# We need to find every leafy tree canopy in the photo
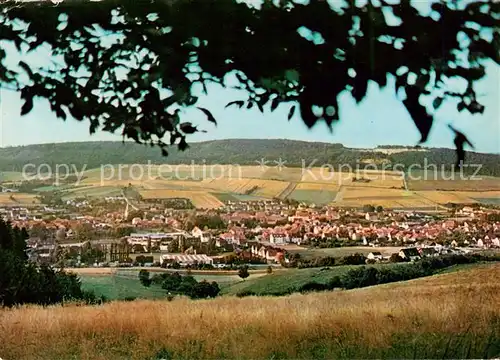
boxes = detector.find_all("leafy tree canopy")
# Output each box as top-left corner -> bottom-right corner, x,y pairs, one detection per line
0,0 -> 498,157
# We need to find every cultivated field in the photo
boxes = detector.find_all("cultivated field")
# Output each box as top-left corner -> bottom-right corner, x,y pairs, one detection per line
3,165 -> 500,209
1,264 -> 499,359
0,192 -> 39,205
139,189 -> 224,209
332,187 -> 437,208
407,173 -> 500,191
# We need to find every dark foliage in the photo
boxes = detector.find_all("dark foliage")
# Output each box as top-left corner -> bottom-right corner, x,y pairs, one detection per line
0,219 -> 103,307
340,253 -> 499,290
238,265 -> 250,280
139,270 -> 221,299
0,1 -> 498,159
339,253 -> 368,266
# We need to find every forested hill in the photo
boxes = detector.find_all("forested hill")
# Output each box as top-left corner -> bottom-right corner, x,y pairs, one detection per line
0,139 -> 499,176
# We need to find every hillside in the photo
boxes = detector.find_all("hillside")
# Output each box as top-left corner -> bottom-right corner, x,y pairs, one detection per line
0,139 -> 499,176
1,263 -> 499,360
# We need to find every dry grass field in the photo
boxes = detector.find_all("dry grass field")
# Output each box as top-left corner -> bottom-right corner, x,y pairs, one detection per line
23,165 -> 500,208
1,264 -> 499,359
300,168 -> 404,188
200,178 -> 290,198
295,182 -> 339,191
332,187 -> 437,208
407,176 -> 500,191
0,192 -> 39,205
139,189 -> 224,209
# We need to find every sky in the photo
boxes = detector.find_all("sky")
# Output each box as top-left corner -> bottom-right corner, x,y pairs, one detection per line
0,1 -> 499,154
0,66 -> 498,153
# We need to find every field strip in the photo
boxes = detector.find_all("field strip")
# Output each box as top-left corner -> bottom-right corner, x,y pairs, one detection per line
277,182 -> 297,199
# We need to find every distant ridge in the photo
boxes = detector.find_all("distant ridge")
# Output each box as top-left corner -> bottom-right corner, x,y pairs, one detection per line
0,139 -> 498,176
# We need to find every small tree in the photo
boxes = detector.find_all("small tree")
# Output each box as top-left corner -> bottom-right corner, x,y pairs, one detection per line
238,265 -> 250,280
138,269 -> 152,287
266,266 -> 273,275
362,204 -> 375,213
389,253 -> 405,263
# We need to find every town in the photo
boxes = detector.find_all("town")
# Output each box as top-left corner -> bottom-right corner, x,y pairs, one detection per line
8,194 -> 500,269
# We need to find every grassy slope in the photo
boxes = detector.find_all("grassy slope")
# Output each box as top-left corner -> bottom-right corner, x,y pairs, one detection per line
80,275 -> 168,300
79,272 -> 267,300
222,263 -> 413,296
1,263 -> 499,360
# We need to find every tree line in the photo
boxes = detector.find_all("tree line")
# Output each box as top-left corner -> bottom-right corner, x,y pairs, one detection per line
0,140 -> 499,177
0,219 -> 104,307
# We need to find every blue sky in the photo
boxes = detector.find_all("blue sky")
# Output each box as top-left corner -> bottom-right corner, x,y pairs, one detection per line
0,64 -> 498,153
0,0 -> 498,153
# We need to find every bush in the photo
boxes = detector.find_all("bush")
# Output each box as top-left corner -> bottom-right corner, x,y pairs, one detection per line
299,282 -> 328,293
138,269 -> 152,287
339,253 -> 367,265
326,276 -> 342,290
236,290 -> 256,297
238,265 -> 250,280
389,253 -> 405,263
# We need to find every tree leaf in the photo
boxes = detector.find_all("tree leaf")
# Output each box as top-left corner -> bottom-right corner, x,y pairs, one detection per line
18,61 -> 34,78
20,96 -> 33,116
352,76 -> 368,103
178,137 -> 189,151
197,107 -> 217,125
432,97 -> 444,110
270,98 -> 280,111
287,105 -> 296,121
403,86 -> 433,143
179,122 -> 198,134
225,100 -> 244,109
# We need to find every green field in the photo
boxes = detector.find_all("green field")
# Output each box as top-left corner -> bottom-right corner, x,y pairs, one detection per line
474,197 -> 500,205
79,275 -> 168,300
287,189 -> 337,205
79,271 -> 265,300
211,192 -> 240,202
289,246 -> 402,259
213,191 -> 268,202
0,171 -> 25,182
221,266 -> 354,295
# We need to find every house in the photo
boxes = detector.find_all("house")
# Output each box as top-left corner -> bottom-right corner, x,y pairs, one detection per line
418,247 -> 438,257
367,251 -> 383,261
191,226 -> 211,243
399,248 -> 421,261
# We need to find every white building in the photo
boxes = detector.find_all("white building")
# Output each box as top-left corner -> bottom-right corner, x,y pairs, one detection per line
159,254 -> 213,266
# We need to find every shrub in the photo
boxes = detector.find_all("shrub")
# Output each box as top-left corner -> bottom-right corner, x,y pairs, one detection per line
238,265 -> 250,280
326,276 -> 342,290
236,290 -> 256,297
299,282 -> 328,293
339,253 -> 367,265
138,269 -> 152,287
389,253 -> 405,263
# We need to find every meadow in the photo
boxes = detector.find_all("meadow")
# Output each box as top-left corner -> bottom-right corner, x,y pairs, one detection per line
76,269 -> 269,300
287,246 -> 402,259
1,263 -> 499,360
